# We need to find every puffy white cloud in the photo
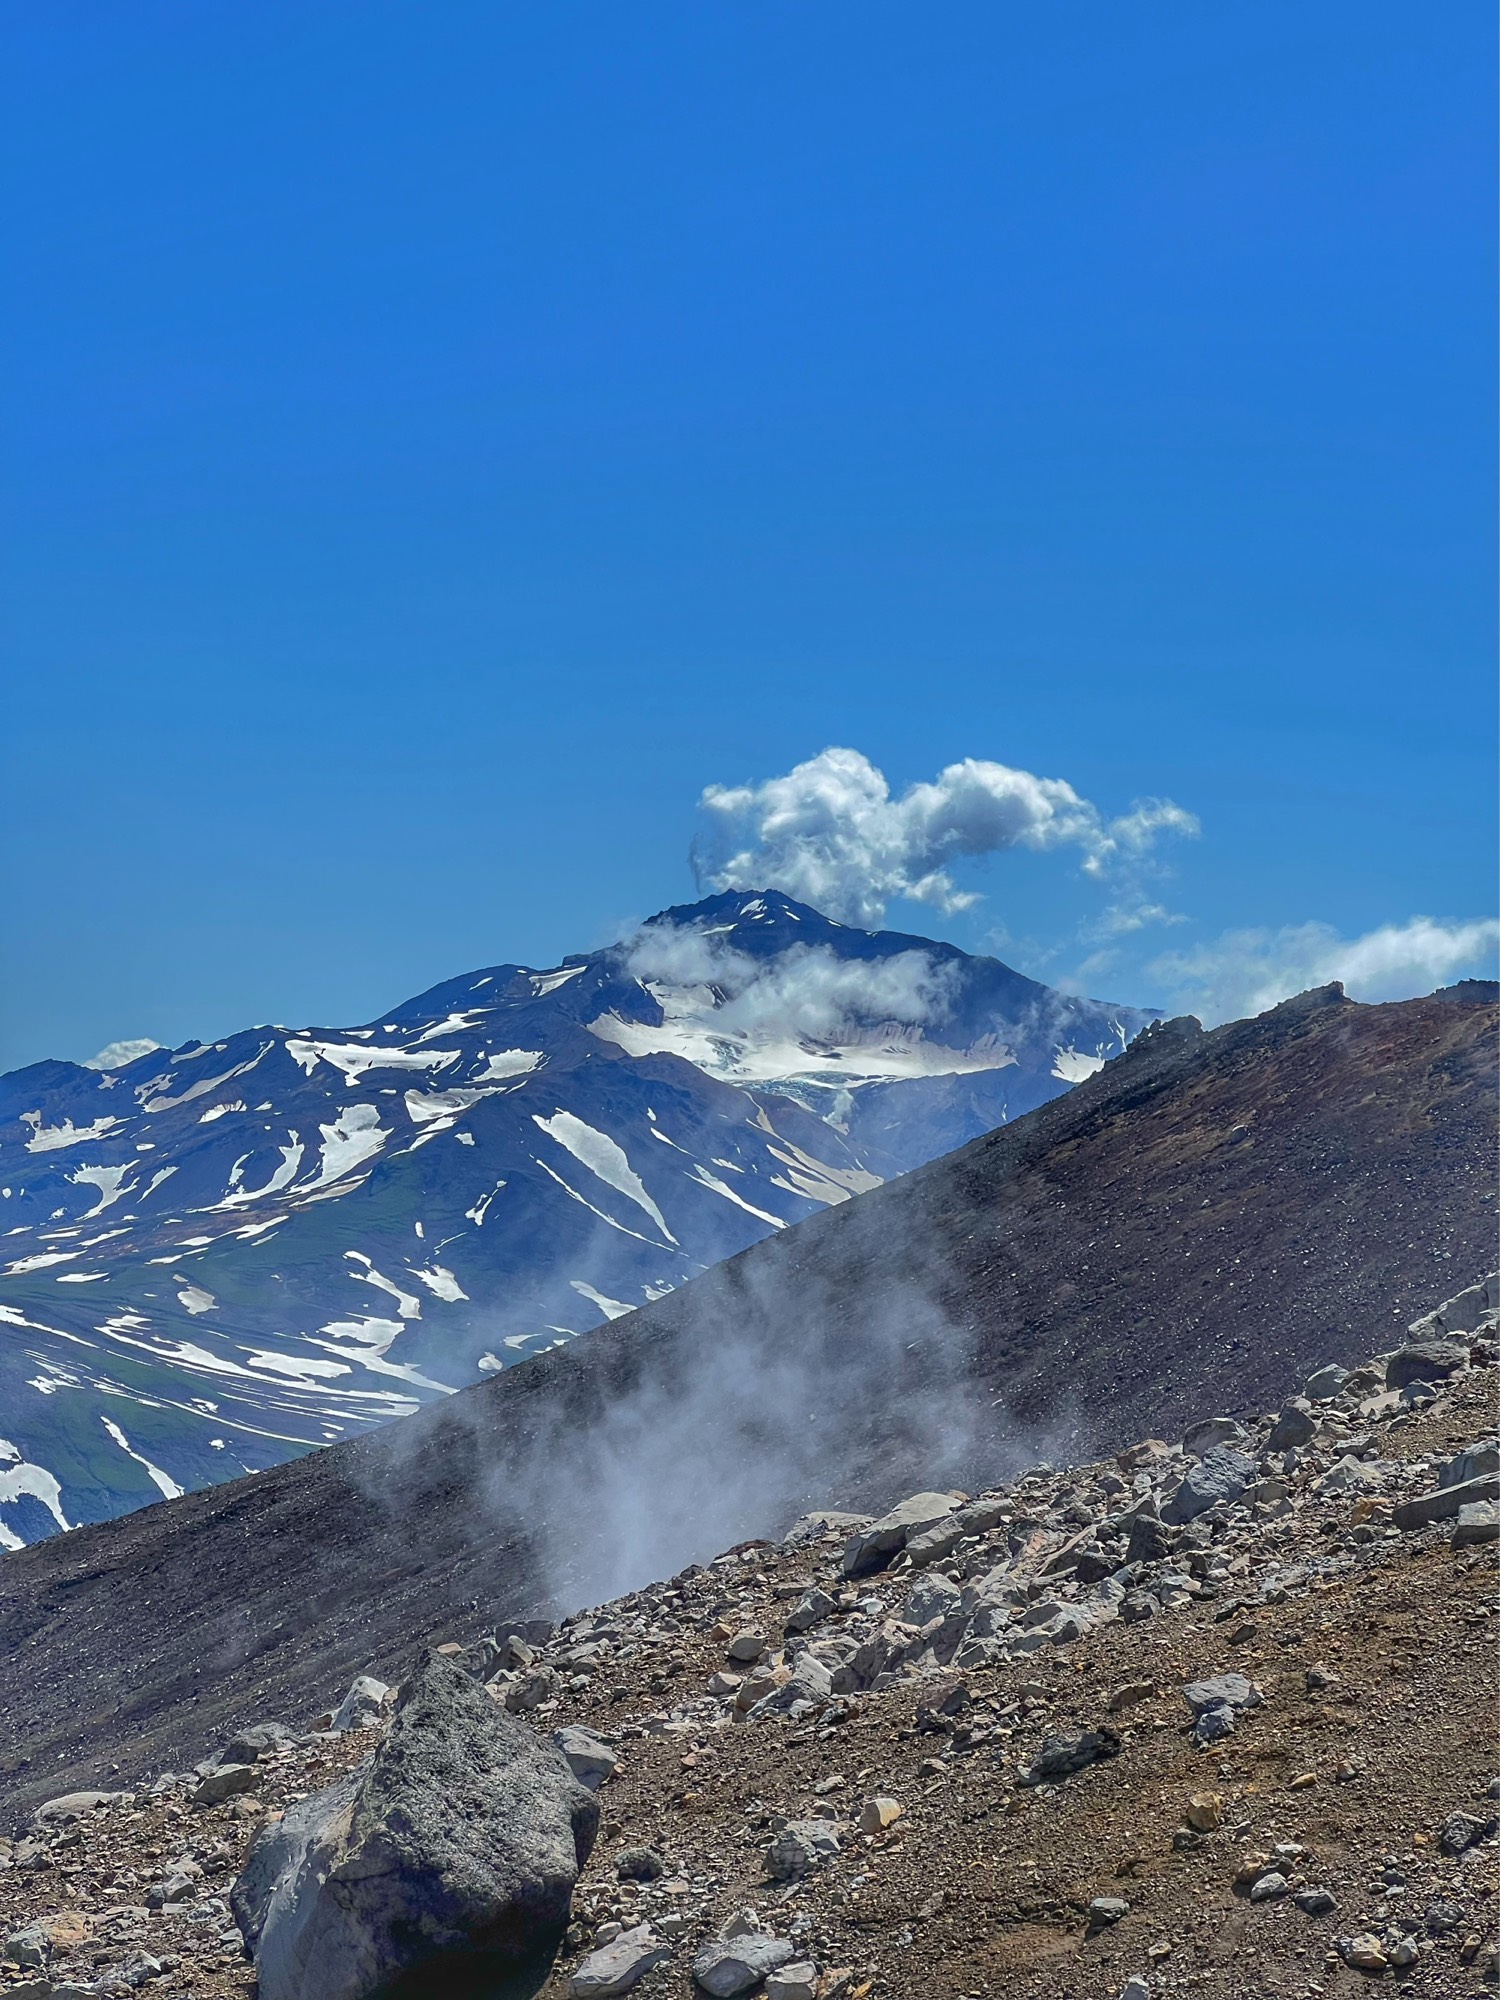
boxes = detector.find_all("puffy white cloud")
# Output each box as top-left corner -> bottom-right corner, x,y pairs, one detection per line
623,923 -> 958,1038
82,1038 -> 162,1072
692,747 -> 1198,927
1151,916 -> 1500,1026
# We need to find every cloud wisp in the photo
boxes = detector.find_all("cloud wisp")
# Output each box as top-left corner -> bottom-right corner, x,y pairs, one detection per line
691,746 -> 1198,929
622,921 -> 960,1041
1151,915 -> 1500,1026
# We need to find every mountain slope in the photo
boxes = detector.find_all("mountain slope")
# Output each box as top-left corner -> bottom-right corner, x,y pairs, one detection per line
0,979 -> 1491,1813
0,891 -> 1150,1540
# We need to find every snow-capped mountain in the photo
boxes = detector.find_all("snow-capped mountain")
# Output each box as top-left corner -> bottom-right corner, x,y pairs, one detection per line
0,891 -> 1156,1543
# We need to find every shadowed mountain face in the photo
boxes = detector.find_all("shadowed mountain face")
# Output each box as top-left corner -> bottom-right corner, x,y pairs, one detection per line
0,890 -> 1151,1540
0,983 -> 1493,1816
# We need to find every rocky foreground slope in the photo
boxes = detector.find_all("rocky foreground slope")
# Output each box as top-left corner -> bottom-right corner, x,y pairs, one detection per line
0,1279 -> 1495,1999
0,982 -> 1493,1821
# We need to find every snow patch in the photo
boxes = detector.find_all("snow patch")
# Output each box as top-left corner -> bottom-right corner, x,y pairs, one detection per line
99,1417 -> 183,1500
532,1111 -> 677,1243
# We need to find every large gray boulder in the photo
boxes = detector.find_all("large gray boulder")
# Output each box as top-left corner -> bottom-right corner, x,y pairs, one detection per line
232,1652 -> 598,2000
1160,1446 -> 1257,1524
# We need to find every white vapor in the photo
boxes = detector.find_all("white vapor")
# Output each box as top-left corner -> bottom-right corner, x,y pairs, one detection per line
1151,916 -> 1500,1026
691,746 -> 1198,928
623,924 -> 958,1038
82,1038 -> 162,1072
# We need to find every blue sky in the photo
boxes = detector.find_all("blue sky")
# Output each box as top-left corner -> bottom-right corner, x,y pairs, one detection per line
3,1 -> 1494,1070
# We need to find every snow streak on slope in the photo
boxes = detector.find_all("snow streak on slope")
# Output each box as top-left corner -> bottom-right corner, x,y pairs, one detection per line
0,890 -> 1156,1542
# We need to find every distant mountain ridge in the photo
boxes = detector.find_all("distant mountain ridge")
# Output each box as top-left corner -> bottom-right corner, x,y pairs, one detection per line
0,890 -> 1154,1542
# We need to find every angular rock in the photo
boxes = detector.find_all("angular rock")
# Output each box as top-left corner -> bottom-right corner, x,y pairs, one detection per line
329,1676 -> 391,1733
569,1924 -> 670,1996
750,1651 -> 833,1719
765,1966 -> 819,2000
1125,1510 -> 1173,1565
1181,1417 -> 1247,1457
1439,1810 -> 1498,1856
858,1796 -> 902,1834
553,1726 -> 620,1792
1160,1446 -> 1257,1524
782,1589 -> 836,1636
232,1652 -> 598,2000
1442,1440 -> 1500,1487
765,1820 -> 841,1880
1392,1472 -> 1500,1531
1386,1340 -> 1469,1389
31,1789 -> 129,1826
1087,1896 -> 1129,1927
902,1571 -> 962,1630
1303,1364 -> 1349,1401
1454,1500 -> 1500,1546
904,1497 -> 1009,1567
193,1763 -> 257,1806
780,1510 -> 871,1550
223,1722 -> 297,1764
694,1934 -> 796,1997
1267,1399 -> 1317,1450
1017,1727 -> 1120,1785
842,1492 -> 964,1576
1294,1887 -> 1336,1915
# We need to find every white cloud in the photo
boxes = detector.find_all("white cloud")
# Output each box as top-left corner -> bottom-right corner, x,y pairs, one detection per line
691,747 -> 1197,927
1151,916 -> 1500,1026
82,1038 -> 162,1072
623,923 -> 958,1038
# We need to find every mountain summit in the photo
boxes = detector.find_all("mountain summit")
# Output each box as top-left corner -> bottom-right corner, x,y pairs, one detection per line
0,891 -> 1153,1540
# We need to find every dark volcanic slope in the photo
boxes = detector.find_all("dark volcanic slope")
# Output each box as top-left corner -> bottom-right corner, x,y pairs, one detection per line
2,983 -> 1494,1816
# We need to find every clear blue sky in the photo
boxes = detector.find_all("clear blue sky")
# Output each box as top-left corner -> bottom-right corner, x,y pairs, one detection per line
3,1 -> 1494,1069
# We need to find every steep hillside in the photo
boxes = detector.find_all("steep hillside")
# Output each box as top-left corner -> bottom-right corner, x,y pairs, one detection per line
0,982 -> 1492,1818
0,890 -> 1150,1539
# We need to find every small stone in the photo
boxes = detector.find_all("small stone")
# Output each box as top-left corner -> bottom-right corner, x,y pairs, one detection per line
1289,1772 -> 1317,1790
1107,1681 -> 1158,1714
553,1725 -> 620,1791
1183,1793 -> 1222,1832
192,1763 -> 256,1806
1268,1400 -> 1318,1450
1249,1871 -> 1288,1901
569,1925 -> 671,1997
783,1590 -> 836,1636
765,1965 -> 819,2000
1119,1980 -> 1151,2000
708,1671 -> 743,1697
1340,1932 -> 1388,1971
614,1846 -> 665,1882
1088,1896 -> 1130,1927
1439,1810 -> 1497,1855
1304,1364 -> 1349,1400
858,1796 -> 902,1835
1389,1937 -> 1420,1968
693,1933 -> 796,1996
727,1631 -> 768,1663
1295,1887 -> 1336,1915
765,1821 -> 841,1880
